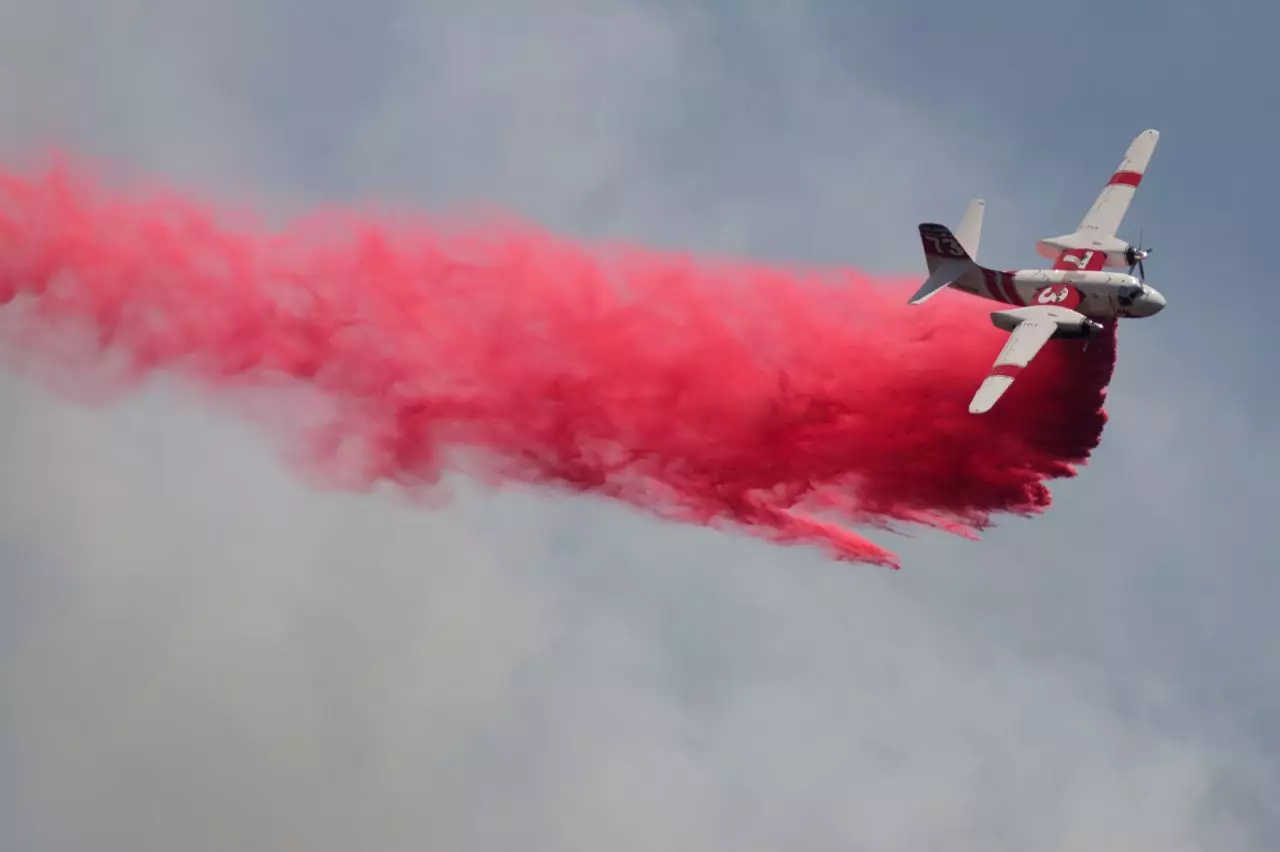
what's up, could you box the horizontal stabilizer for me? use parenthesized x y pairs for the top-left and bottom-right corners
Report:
(909, 258), (971, 304)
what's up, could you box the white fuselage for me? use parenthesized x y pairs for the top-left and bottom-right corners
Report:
(1010, 269), (1165, 319)
(953, 267), (1166, 320)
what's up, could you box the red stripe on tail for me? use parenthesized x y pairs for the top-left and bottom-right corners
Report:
(1108, 170), (1142, 187)
(981, 270), (1004, 302)
(998, 274), (1023, 306)
(990, 364), (1024, 379)
(982, 268), (1016, 304)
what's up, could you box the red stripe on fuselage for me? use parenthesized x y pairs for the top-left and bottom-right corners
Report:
(998, 272), (1023, 305)
(1108, 170), (1142, 187)
(981, 268), (1005, 302)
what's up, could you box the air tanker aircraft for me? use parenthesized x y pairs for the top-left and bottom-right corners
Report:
(910, 129), (1164, 414)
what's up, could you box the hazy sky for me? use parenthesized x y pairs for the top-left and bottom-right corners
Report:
(0, 1), (1274, 850)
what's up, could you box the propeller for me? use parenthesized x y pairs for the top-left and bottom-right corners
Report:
(1126, 228), (1152, 280)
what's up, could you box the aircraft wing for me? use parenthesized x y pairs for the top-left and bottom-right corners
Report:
(1076, 129), (1159, 240)
(968, 318), (1058, 414)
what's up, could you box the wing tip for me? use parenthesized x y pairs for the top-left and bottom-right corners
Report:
(908, 287), (943, 306)
(968, 375), (1014, 414)
(1130, 129), (1160, 159)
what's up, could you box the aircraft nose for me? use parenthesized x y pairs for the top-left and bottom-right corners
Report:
(1130, 287), (1165, 316)
(1144, 288), (1166, 314)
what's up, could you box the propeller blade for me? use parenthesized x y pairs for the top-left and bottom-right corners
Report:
(1129, 229), (1150, 281)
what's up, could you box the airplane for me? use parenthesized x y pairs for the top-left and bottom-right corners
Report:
(909, 128), (1165, 414)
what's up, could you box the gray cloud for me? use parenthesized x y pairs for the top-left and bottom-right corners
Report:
(0, 0), (1272, 850)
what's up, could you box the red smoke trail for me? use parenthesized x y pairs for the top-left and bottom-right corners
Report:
(0, 156), (1116, 568)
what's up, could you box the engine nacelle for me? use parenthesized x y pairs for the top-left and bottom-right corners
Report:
(991, 306), (1105, 339)
(1034, 234), (1134, 270)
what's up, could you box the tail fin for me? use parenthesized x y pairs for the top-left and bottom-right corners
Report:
(910, 212), (981, 305)
(954, 198), (984, 259)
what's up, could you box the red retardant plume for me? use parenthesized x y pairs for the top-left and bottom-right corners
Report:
(0, 157), (1116, 568)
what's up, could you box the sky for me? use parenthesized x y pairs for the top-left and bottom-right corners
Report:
(0, 1), (1275, 850)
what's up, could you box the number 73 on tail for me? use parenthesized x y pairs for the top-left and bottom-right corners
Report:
(909, 129), (1165, 414)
